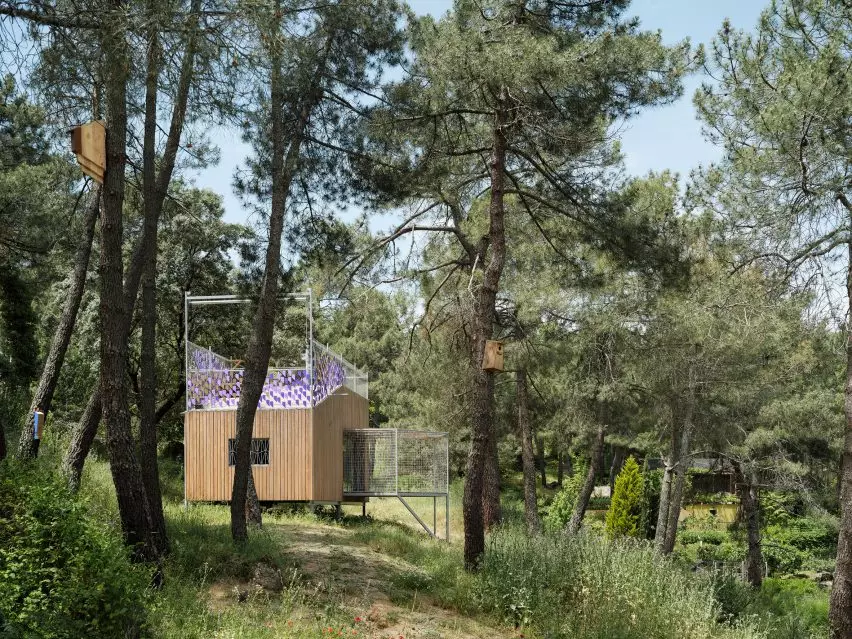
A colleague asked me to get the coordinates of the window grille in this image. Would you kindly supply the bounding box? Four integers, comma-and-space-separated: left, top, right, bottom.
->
228, 438, 270, 466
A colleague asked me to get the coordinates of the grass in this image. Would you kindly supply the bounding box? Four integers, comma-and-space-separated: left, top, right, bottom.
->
38, 443, 824, 639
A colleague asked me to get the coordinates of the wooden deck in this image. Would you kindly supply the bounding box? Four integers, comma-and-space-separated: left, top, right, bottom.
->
184, 386, 368, 502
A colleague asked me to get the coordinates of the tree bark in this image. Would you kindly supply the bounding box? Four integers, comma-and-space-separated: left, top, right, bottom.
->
516, 369, 540, 534
482, 425, 502, 530
99, 0, 158, 562
830, 236, 852, 639
62, 0, 202, 492
662, 424, 691, 554
655, 420, 681, 549
463, 92, 508, 570
609, 445, 625, 493
17, 188, 100, 459
0, 418, 6, 461
135, 2, 168, 556
735, 462, 763, 587
567, 425, 605, 535
557, 451, 564, 486
662, 392, 694, 555
231, 26, 329, 542
63, 391, 101, 491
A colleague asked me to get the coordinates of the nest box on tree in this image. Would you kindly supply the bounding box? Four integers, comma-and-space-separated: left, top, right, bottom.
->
482, 340, 504, 372
70, 121, 106, 184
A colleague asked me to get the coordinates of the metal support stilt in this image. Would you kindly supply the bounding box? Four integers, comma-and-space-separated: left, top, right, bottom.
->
398, 495, 435, 539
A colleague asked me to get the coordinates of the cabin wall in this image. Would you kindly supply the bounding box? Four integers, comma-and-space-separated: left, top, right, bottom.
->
184, 386, 368, 503
185, 409, 312, 501
312, 387, 369, 501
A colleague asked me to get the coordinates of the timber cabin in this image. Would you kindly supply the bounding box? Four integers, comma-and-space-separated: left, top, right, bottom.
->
182, 293, 449, 539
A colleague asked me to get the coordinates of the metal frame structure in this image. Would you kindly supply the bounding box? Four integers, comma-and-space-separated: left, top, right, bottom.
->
343, 429, 450, 541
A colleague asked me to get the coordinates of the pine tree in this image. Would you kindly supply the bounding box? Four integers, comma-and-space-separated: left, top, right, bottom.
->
605, 456, 644, 539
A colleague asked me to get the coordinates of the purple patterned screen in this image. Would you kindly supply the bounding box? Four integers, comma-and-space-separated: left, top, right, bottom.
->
186, 343, 345, 410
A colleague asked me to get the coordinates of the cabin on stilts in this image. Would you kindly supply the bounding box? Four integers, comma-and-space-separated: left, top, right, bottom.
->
183, 292, 449, 540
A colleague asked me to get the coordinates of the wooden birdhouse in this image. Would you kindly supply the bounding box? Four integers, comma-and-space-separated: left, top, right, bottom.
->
71, 121, 106, 184
482, 340, 504, 372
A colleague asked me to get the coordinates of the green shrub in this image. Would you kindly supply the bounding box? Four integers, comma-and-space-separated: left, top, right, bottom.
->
544, 457, 586, 531
745, 578, 828, 639
0, 461, 150, 638
764, 517, 837, 554
605, 456, 644, 538
477, 528, 764, 639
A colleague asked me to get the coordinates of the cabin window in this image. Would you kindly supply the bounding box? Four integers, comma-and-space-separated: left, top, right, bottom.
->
228, 438, 270, 466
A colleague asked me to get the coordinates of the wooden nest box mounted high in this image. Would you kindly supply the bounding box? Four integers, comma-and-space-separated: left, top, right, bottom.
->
71, 121, 106, 184
482, 340, 504, 372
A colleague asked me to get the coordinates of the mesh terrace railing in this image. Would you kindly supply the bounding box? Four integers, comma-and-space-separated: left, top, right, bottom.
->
312, 340, 368, 401
342, 429, 448, 497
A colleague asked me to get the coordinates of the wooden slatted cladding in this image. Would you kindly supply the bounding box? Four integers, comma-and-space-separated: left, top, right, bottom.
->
184, 387, 368, 502
185, 408, 312, 501
313, 387, 369, 501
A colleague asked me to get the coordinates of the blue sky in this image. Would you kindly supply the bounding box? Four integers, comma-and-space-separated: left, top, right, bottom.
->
193, 0, 766, 226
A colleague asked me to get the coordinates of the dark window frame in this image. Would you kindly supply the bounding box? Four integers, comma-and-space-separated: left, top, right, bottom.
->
228, 438, 270, 466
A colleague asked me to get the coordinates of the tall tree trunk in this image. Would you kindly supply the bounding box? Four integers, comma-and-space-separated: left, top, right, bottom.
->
536, 436, 547, 487
62, 0, 202, 492
655, 421, 681, 549
609, 445, 625, 493
567, 425, 605, 534
139, 248, 168, 552
557, 450, 564, 486
463, 93, 508, 570
735, 462, 763, 587
662, 425, 691, 554
17, 188, 100, 459
516, 369, 540, 534
63, 392, 101, 490
0, 417, 6, 461
99, 1, 158, 562
482, 426, 502, 530
231, 27, 329, 542
136, 4, 168, 556
830, 235, 852, 639
246, 469, 262, 526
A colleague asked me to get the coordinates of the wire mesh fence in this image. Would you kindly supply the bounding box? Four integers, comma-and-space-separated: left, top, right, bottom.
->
343, 429, 448, 496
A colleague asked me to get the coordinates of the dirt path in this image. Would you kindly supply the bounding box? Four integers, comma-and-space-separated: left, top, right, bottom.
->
207, 518, 516, 639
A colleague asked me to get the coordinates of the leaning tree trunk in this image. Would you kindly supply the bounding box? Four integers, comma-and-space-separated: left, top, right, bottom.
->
830, 235, 852, 639
99, 0, 158, 562
482, 426, 502, 530
17, 188, 100, 459
136, 7, 168, 555
567, 425, 605, 535
516, 369, 540, 534
230, 27, 328, 542
462, 94, 508, 570
62, 0, 201, 493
